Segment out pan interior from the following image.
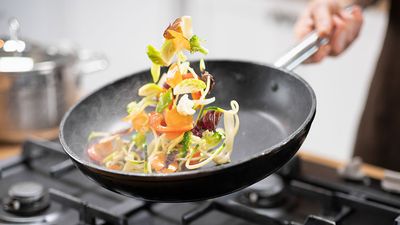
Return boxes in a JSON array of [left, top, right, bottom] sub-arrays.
[[61, 60, 314, 173]]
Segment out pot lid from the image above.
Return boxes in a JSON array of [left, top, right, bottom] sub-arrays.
[[0, 18, 71, 73]]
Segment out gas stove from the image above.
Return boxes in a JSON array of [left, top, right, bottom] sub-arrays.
[[1, 140, 400, 225]]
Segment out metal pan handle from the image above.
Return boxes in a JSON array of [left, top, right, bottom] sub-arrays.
[[274, 31, 328, 71]]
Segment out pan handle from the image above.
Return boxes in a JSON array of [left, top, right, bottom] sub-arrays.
[[273, 31, 328, 71], [274, 5, 355, 71]]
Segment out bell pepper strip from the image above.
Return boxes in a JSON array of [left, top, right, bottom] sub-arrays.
[[165, 131, 184, 140], [182, 73, 194, 79], [149, 111, 193, 133], [164, 108, 193, 128], [192, 91, 202, 100], [149, 110, 193, 140]]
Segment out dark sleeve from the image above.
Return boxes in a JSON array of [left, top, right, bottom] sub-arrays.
[[354, 0, 381, 8]]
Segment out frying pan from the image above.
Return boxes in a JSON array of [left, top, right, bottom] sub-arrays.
[[60, 32, 324, 202]]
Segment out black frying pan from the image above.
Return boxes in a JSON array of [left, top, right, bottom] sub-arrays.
[[60, 32, 323, 202]]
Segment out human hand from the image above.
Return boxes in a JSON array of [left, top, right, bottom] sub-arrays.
[[294, 0, 363, 63]]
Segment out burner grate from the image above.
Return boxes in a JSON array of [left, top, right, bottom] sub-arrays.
[[49, 189, 150, 225], [2, 139, 400, 225]]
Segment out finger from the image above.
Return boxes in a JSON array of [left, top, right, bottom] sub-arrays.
[[310, 1, 337, 37], [329, 15, 347, 56], [349, 6, 363, 39], [351, 5, 363, 24], [294, 11, 314, 40], [306, 44, 332, 63], [340, 11, 356, 44], [338, 6, 363, 48]]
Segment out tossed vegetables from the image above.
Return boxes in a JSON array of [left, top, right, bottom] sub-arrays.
[[87, 16, 240, 174]]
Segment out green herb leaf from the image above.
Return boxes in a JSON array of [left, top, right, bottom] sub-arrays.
[[189, 35, 208, 55], [156, 88, 173, 113], [180, 131, 191, 157]]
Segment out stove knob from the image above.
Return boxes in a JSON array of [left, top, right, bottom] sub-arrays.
[[3, 181, 50, 216], [6, 200, 20, 211], [248, 192, 259, 203]]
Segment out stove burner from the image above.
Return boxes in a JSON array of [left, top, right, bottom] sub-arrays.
[[237, 174, 287, 208], [3, 182, 50, 216]]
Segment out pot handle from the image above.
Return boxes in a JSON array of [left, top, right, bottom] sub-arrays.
[[77, 49, 109, 75], [273, 31, 328, 71]]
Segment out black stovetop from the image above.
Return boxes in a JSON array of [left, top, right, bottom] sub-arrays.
[[0, 139, 400, 225]]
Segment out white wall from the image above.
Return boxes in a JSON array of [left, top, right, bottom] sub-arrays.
[[1, 0, 388, 162]]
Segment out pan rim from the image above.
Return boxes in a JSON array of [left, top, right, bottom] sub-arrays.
[[59, 59, 316, 179]]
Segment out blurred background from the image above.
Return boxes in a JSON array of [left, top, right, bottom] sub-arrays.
[[0, 0, 388, 161]]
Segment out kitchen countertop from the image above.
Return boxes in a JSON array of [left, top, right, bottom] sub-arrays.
[[0, 144, 385, 180], [0, 144, 21, 160]]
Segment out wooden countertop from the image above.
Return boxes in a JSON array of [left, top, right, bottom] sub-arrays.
[[0, 145, 385, 180], [0, 144, 21, 160], [298, 150, 385, 180]]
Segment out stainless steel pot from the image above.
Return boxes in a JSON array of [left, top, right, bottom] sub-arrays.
[[0, 19, 108, 142]]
